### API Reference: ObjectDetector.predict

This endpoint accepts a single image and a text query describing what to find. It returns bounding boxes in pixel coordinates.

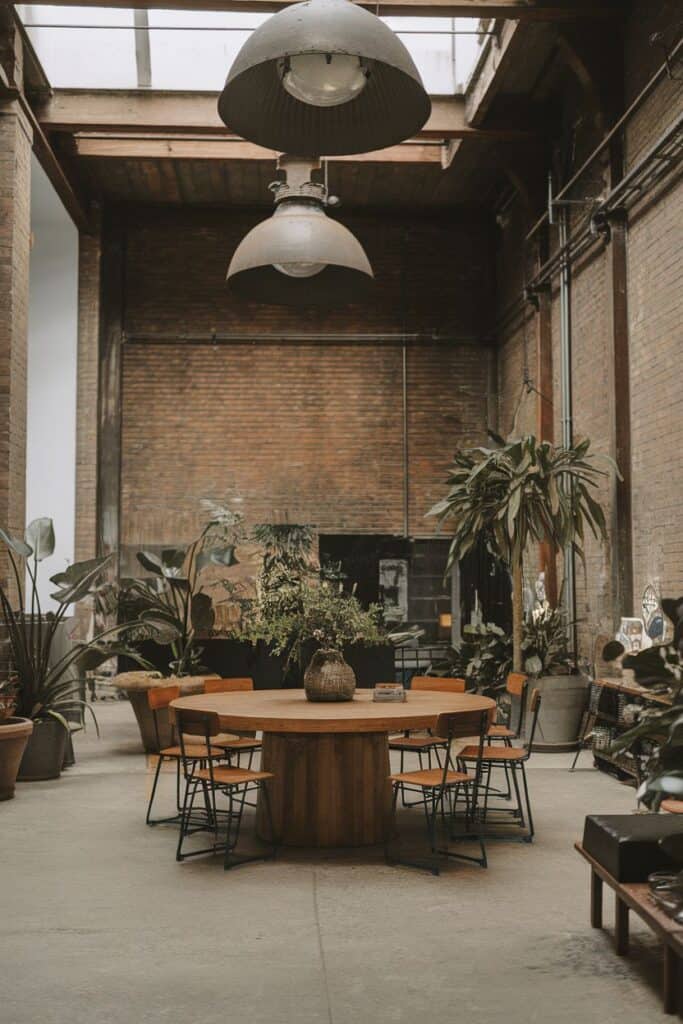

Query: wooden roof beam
[36,89,537,142]
[72,133,450,162]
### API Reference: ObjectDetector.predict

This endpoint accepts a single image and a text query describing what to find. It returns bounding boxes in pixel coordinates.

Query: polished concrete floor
[0,701,670,1024]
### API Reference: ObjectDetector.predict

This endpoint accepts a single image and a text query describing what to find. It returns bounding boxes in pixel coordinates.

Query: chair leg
[176,779,198,861]
[520,764,535,841]
[145,754,165,825]
[428,790,440,876]
[510,764,526,828]
[385,784,400,865]
[146,754,183,826]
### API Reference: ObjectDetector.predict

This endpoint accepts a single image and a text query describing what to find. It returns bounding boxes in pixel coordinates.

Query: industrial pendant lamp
[227,157,373,306]
[218,0,431,156]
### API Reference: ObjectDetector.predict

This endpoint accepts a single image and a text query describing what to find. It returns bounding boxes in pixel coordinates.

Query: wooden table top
[171,688,496,734]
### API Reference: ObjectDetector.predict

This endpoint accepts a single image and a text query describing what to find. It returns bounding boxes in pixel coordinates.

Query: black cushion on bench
[583,814,683,882]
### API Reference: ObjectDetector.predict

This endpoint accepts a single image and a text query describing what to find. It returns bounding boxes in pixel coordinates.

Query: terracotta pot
[0,717,33,800]
[18,718,67,781]
[113,672,219,752]
[304,649,356,702]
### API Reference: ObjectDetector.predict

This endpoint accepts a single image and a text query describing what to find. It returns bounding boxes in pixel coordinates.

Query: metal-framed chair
[486,671,528,800]
[389,676,466,769]
[386,707,490,876]
[458,689,542,843]
[488,672,528,744]
[203,677,263,768]
[175,707,277,870]
[145,684,223,826]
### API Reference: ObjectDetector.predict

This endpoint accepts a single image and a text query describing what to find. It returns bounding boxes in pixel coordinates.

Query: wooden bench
[576,842,683,1014]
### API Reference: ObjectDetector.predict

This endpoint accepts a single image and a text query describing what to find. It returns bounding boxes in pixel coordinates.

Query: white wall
[26,154,79,609]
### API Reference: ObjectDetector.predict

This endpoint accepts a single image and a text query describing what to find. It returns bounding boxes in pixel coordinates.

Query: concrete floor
[0,701,670,1024]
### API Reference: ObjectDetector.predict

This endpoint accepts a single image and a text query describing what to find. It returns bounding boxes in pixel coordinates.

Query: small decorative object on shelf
[304,648,356,702]
[372,683,406,703]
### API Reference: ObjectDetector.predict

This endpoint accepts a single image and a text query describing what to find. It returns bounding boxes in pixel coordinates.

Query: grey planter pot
[516,673,590,752]
[18,718,67,781]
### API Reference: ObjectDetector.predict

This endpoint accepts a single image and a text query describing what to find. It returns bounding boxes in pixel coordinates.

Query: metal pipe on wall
[402,342,409,538]
[558,208,577,651]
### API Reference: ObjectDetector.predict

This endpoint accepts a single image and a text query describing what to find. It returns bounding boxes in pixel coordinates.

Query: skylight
[18,4,483,93]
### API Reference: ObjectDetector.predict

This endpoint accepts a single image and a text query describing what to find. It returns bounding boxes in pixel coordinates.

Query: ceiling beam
[72,133,447,162]
[1,12,92,232]
[36,90,537,142]
[1,0,622,18]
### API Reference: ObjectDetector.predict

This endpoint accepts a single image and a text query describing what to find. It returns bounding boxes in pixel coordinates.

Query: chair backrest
[524,689,542,753]
[148,684,181,750]
[175,707,221,737]
[147,684,181,711]
[435,708,491,808]
[411,676,466,694]
[204,677,254,694]
[504,672,528,735]
[175,707,221,780]
[506,672,528,697]
[435,707,493,741]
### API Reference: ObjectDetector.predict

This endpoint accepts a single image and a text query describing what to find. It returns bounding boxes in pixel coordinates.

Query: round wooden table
[171,689,495,848]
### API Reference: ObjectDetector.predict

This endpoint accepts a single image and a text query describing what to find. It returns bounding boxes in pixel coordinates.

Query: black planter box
[583,814,683,882]
[122,638,394,690]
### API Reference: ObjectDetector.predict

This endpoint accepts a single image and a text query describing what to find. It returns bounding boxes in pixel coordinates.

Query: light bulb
[279,53,369,108]
[273,261,326,278]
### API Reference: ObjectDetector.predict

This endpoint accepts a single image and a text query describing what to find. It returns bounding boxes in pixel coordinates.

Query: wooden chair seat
[213,736,263,751]
[460,744,526,762]
[487,724,516,738]
[192,765,273,787]
[390,767,474,788]
[389,734,447,750]
[161,744,224,759]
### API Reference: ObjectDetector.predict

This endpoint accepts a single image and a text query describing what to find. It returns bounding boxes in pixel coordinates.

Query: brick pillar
[75,215,101,565]
[72,217,102,642]
[0,100,32,608]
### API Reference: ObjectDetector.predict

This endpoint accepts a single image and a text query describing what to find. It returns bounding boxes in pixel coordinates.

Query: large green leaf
[195,545,239,572]
[25,518,55,561]
[136,551,165,576]
[0,526,32,558]
[49,555,111,605]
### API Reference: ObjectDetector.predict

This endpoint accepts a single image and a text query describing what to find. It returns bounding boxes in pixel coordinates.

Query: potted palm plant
[113,520,240,751]
[429,434,614,748]
[0,518,144,783]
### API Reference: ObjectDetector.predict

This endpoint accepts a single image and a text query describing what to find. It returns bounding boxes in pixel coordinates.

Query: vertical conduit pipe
[402,342,409,538]
[558,208,577,652]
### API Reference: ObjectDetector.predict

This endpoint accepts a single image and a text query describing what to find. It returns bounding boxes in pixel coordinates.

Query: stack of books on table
[373,683,406,703]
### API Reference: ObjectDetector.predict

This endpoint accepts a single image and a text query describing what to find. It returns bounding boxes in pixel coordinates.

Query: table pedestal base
[257,731,391,847]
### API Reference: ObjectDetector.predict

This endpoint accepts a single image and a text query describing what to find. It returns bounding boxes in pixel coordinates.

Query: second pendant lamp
[218,0,431,156]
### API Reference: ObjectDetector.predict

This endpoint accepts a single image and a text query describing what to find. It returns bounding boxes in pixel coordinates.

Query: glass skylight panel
[18,6,482,94]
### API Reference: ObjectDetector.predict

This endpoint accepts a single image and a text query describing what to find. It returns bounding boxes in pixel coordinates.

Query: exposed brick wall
[74,218,101,564]
[494,0,683,653]
[623,0,683,606]
[0,103,31,609]
[117,206,493,559]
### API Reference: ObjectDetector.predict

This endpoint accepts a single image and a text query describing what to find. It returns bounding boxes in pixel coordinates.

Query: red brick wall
[495,0,683,651]
[0,104,31,607]
[118,206,493,559]
[624,0,683,606]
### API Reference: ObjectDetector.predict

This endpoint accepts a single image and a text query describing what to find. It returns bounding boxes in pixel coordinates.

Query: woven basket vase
[304,649,356,702]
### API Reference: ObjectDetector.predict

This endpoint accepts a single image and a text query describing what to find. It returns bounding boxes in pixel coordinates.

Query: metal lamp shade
[218,0,431,156]
[227,202,373,306]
